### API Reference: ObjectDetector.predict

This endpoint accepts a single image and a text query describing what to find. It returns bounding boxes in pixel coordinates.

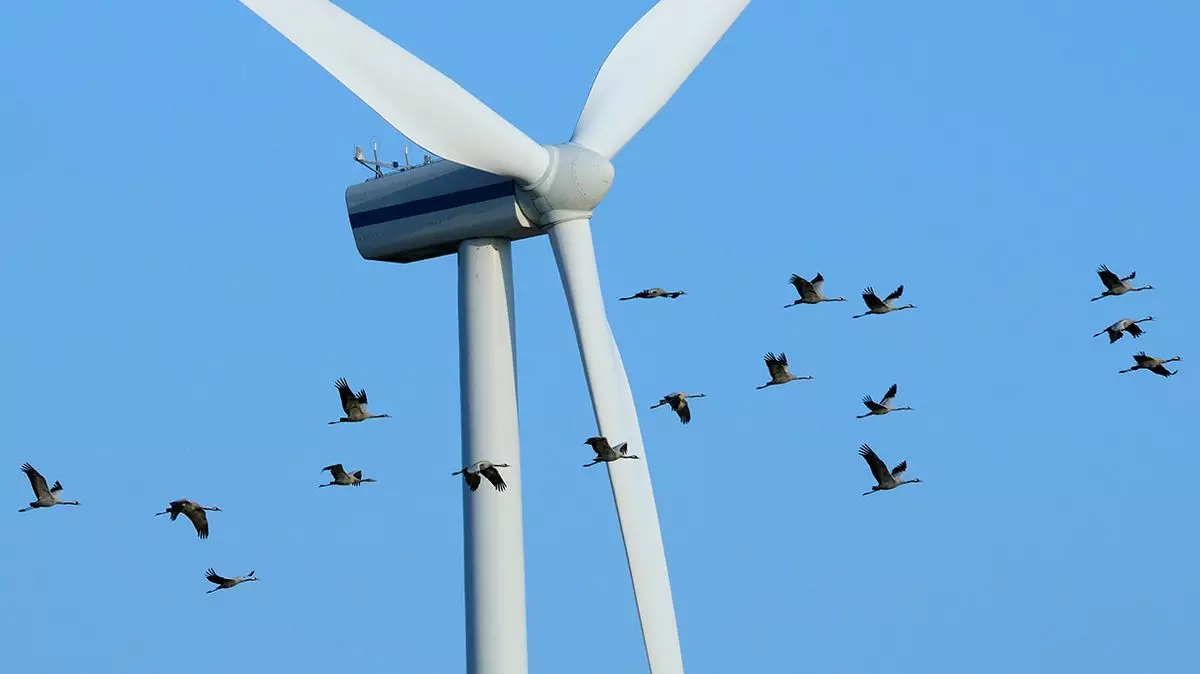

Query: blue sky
[1,1,1196,672]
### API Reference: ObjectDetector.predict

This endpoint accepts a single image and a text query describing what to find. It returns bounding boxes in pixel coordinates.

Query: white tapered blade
[236,0,550,184]
[548,218,683,673]
[570,0,751,159]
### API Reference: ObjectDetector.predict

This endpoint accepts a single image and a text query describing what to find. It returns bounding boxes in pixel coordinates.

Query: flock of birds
[13,265,1182,591]
[12,365,653,594]
[1088,265,1182,377]
[619,263,1183,494]
[13,378,396,594]
[624,275,926,495]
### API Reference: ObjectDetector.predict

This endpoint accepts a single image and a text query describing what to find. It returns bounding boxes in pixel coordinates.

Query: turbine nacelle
[344,143,614,264]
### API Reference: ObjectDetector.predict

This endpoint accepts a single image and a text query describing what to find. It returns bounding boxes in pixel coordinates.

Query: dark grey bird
[319,463,377,488]
[852,285,915,318]
[858,444,922,496]
[856,384,913,418]
[17,463,80,512]
[1090,265,1153,301]
[453,460,510,492]
[619,287,686,301]
[1119,351,1181,377]
[756,352,811,389]
[582,436,639,467]
[204,568,258,594]
[785,273,846,307]
[650,392,706,424]
[328,377,391,424]
[1093,316,1153,343]
[155,499,222,539]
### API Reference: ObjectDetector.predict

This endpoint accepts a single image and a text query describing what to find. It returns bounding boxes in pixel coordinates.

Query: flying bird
[204,568,258,594]
[1093,316,1153,343]
[650,392,706,424]
[756,352,812,389]
[17,463,80,512]
[619,288,686,301]
[858,444,922,495]
[319,463,377,487]
[582,436,640,467]
[785,273,846,307]
[1119,352,1181,377]
[852,285,916,318]
[154,499,221,539]
[1090,265,1153,301]
[328,377,391,424]
[856,384,913,418]
[453,461,510,492]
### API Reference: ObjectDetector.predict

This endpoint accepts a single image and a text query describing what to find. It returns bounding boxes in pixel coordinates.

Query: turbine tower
[230,1,752,672]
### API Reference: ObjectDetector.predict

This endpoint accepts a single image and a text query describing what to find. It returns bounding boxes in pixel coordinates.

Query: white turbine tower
[231,1,751,672]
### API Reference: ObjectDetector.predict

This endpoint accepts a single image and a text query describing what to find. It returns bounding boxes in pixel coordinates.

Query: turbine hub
[519,143,614,227]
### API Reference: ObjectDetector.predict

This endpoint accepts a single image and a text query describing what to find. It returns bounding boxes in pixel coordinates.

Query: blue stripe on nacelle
[349,181,515,229]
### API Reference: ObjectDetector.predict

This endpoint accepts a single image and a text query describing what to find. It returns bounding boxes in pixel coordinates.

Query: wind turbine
[229,1,752,672]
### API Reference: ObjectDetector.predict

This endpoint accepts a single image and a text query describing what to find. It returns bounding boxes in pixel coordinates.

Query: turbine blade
[235,0,550,183]
[570,0,751,158]
[548,217,683,673]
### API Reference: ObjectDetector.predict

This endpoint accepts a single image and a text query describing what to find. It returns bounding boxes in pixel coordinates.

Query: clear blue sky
[2,1,1196,672]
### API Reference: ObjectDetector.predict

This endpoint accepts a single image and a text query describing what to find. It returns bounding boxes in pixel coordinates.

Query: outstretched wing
[861,396,885,413]
[763,352,789,379]
[861,287,886,311]
[884,285,904,303]
[880,384,898,407]
[1096,265,1122,290]
[589,436,613,456]
[463,470,482,492]
[891,461,908,478]
[480,465,507,492]
[763,352,781,378]
[858,444,891,484]
[205,568,230,585]
[185,507,210,540]
[673,399,692,424]
[789,274,814,298]
[334,378,359,415]
[1126,323,1144,338]
[166,499,188,521]
[20,463,51,500]
[1132,352,1153,365]
[613,442,630,456]
[356,388,369,408]
[323,464,349,481]
[1150,364,1174,377]
[810,273,825,293]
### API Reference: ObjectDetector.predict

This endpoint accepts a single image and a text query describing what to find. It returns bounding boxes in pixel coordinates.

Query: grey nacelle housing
[346,159,542,264]
[345,143,615,265]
